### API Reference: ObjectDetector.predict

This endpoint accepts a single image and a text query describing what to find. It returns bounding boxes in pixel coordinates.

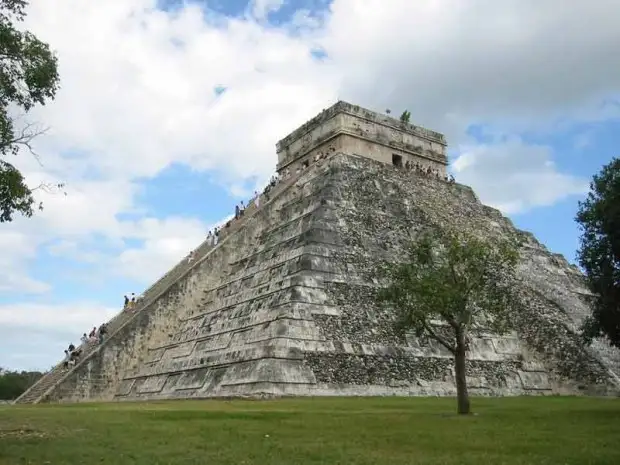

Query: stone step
[16,174,305,404]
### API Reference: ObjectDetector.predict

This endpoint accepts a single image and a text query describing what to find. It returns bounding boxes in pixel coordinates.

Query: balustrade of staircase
[14,162,316,404]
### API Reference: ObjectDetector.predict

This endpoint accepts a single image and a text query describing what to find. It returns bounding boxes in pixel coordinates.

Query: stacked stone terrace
[17,102,620,403]
[15,164,302,404]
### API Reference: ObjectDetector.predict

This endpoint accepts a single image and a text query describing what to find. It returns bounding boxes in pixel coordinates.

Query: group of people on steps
[61,292,142,370]
[58,154,333,373]
[62,323,107,370]
[195,151,332,260]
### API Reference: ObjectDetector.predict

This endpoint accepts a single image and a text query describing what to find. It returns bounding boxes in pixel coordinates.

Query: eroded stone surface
[276,101,448,178]
[31,152,619,404]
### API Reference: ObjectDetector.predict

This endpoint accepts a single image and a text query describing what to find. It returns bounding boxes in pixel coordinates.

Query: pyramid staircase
[15,166,307,404]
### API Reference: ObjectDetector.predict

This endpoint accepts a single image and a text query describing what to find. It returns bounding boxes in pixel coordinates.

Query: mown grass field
[0,396,618,465]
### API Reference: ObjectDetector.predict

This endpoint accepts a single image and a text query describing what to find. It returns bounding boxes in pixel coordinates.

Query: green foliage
[0,368,43,400]
[576,157,620,348]
[377,228,520,353]
[399,110,411,123]
[0,0,60,222]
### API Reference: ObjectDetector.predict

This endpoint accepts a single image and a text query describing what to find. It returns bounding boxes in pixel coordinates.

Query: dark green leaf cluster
[0,158,38,221]
[0,0,59,222]
[576,157,620,347]
[376,227,520,353]
[399,110,411,123]
[0,367,43,400]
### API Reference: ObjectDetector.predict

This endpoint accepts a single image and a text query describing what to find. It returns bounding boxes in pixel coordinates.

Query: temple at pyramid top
[276,101,448,176]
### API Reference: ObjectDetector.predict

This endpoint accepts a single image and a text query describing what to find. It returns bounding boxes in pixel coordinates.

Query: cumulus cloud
[0,302,117,334]
[0,302,118,371]
[323,0,620,137]
[452,137,588,214]
[250,0,285,20]
[2,0,620,368]
[0,230,51,295]
[17,0,618,238]
[114,216,209,282]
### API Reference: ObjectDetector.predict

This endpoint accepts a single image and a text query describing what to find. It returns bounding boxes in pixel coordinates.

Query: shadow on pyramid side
[39,153,620,403]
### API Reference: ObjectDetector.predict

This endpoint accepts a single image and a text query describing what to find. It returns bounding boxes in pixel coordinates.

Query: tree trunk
[454,329,471,415]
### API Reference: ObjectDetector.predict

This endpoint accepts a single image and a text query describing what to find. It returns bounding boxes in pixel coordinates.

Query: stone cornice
[276,101,446,152]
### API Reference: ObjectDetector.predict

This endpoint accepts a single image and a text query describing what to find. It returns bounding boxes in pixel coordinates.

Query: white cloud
[15,0,617,241]
[0,302,118,371]
[0,230,51,295]
[24,0,339,184]
[114,216,209,282]
[452,138,588,214]
[322,0,620,137]
[3,0,341,295]
[2,0,620,368]
[250,0,285,20]
[0,302,117,334]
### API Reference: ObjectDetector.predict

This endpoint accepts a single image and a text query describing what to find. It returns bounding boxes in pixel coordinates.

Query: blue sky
[1,0,619,371]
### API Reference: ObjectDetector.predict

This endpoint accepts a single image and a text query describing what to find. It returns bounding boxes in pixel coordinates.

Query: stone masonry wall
[115,163,342,400]
[44,245,227,402]
[45,153,620,402]
[106,153,619,401]
[43,165,325,403]
[276,101,447,173]
[324,154,619,395]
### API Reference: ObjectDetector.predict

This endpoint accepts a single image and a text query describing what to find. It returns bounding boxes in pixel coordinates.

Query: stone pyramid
[17,102,620,404]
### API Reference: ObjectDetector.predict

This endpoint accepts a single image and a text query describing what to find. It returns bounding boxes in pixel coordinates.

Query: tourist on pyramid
[98,323,108,344]
[62,350,72,370]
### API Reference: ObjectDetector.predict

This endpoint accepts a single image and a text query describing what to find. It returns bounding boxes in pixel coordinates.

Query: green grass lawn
[0,396,619,465]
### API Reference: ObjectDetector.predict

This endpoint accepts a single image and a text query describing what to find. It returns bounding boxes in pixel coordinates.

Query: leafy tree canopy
[0,368,43,400]
[399,110,411,123]
[377,228,520,414]
[576,157,620,348]
[0,0,60,222]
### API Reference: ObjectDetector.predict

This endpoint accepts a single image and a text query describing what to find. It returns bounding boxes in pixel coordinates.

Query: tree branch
[422,320,455,354]
[1,120,49,166]
[30,181,65,195]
